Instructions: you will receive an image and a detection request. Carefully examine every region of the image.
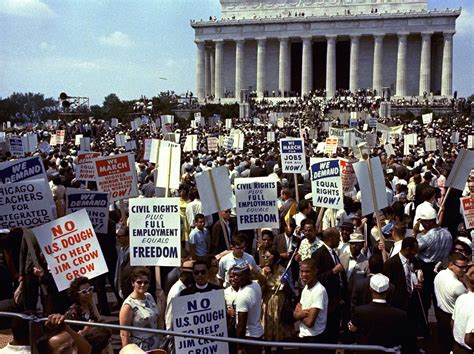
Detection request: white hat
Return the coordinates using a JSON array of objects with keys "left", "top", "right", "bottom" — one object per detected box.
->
[
  {"left": 417, "top": 206, "right": 437, "bottom": 221},
  {"left": 349, "top": 233, "right": 365, "bottom": 243},
  {"left": 370, "top": 273, "right": 390, "bottom": 293}
]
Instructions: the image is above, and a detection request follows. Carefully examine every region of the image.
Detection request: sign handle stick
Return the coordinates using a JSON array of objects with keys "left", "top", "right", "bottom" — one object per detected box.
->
[
  {"left": 294, "top": 174, "right": 300, "bottom": 204},
  {"left": 316, "top": 207, "right": 325, "bottom": 233},
  {"left": 165, "top": 145, "right": 173, "bottom": 198},
  {"left": 366, "top": 158, "right": 386, "bottom": 260},
  {"left": 209, "top": 170, "right": 230, "bottom": 250}
]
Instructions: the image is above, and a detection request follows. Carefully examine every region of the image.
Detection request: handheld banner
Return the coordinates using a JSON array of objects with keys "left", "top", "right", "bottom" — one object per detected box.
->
[
  {"left": 280, "top": 138, "right": 306, "bottom": 173},
  {"left": 324, "top": 137, "right": 338, "bottom": 155},
  {"left": 0, "top": 179, "right": 55, "bottom": 229},
  {"left": 7, "top": 136, "right": 24, "bottom": 157},
  {"left": 422, "top": 113, "right": 433, "bottom": 125},
  {"left": 353, "top": 157, "right": 388, "bottom": 216},
  {"left": 235, "top": 177, "right": 279, "bottom": 230},
  {"left": 156, "top": 142, "right": 181, "bottom": 190},
  {"left": 129, "top": 198, "right": 181, "bottom": 266},
  {"left": 32, "top": 209, "right": 108, "bottom": 292},
  {"left": 445, "top": 149, "right": 474, "bottom": 191},
  {"left": 0, "top": 156, "right": 47, "bottom": 183},
  {"left": 310, "top": 158, "right": 344, "bottom": 209},
  {"left": 66, "top": 189, "right": 109, "bottom": 234},
  {"left": 93, "top": 153, "right": 139, "bottom": 202},
  {"left": 195, "top": 166, "right": 234, "bottom": 215},
  {"left": 340, "top": 159, "right": 356, "bottom": 194},
  {"left": 56, "top": 130, "right": 65, "bottom": 145},
  {"left": 172, "top": 290, "right": 229, "bottom": 354},
  {"left": 76, "top": 152, "right": 101, "bottom": 181},
  {"left": 460, "top": 197, "right": 474, "bottom": 229}
]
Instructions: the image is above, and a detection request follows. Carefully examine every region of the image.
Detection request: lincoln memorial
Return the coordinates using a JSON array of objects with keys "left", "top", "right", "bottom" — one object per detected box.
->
[{"left": 191, "top": 0, "right": 460, "bottom": 102}]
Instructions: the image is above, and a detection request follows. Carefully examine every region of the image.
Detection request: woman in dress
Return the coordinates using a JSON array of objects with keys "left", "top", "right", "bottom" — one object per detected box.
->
[
  {"left": 119, "top": 267, "right": 160, "bottom": 351},
  {"left": 64, "top": 277, "right": 101, "bottom": 333}
]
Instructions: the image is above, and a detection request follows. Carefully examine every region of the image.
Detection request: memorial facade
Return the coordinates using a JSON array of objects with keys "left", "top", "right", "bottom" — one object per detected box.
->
[{"left": 191, "top": 0, "right": 460, "bottom": 101}]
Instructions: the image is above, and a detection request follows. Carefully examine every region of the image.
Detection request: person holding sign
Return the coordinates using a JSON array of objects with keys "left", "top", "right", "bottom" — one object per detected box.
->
[{"left": 119, "top": 267, "right": 160, "bottom": 351}]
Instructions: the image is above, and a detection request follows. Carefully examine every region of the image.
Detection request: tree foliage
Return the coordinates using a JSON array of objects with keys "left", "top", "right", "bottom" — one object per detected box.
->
[{"left": 0, "top": 92, "right": 58, "bottom": 122}]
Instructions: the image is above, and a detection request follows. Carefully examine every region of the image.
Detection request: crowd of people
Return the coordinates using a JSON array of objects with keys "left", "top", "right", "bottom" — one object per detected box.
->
[{"left": 0, "top": 89, "right": 473, "bottom": 354}]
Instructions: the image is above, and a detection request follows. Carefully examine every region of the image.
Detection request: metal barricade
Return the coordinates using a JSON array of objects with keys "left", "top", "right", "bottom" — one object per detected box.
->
[{"left": 0, "top": 311, "right": 401, "bottom": 353}]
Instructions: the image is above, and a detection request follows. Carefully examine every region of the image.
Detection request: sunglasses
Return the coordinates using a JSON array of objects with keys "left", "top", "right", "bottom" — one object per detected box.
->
[
  {"left": 78, "top": 286, "right": 94, "bottom": 295},
  {"left": 135, "top": 280, "right": 150, "bottom": 286},
  {"left": 453, "top": 263, "right": 468, "bottom": 271},
  {"left": 194, "top": 270, "right": 208, "bottom": 276}
]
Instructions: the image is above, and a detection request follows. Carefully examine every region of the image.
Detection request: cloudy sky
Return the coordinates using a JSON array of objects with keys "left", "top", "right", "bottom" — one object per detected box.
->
[{"left": 0, "top": 0, "right": 472, "bottom": 105}]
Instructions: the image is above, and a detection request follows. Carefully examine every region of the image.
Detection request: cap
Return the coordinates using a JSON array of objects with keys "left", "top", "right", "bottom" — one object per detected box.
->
[
  {"left": 348, "top": 213, "right": 361, "bottom": 220},
  {"left": 233, "top": 261, "right": 250, "bottom": 273},
  {"left": 340, "top": 221, "right": 354, "bottom": 230},
  {"left": 349, "top": 233, "right": 365, "bottom": 243},
  {"left": 417, "top": 207, "right": 437, "bottom": 221},
  {"left": 456, "top": 236, "right": 472, "bottom": 249},
  {"left": 370, "top": 273, "right": 390, "bottom": 293}
]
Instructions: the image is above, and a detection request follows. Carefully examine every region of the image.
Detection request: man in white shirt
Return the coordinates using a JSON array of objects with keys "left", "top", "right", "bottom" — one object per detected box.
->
[
  {"left": 234, "top": 262, "right": 264, "bottom": 354},
  {"left": 165, "top": 261, "right": 194, "bottom": 330},
  {"left": 452, "top": 263, "right": 474, "bottom": 353},
  {"left": 294, "top": 258, "right": 328, "bottom": 353},
  {"left": 0, "top": 316, "right": 31, "bottom": 354},
  {"left": 434, "top": 252, "right": 468, "bottom": 354}
]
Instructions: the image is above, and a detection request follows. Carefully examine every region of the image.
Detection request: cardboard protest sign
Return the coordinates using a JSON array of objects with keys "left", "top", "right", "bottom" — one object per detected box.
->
[
  {"left": 451, "top": 131, "right": 460, "bottom": 144},
  {"left": 129, "top": 198, "right": 181, "bottom": 266},
  {"left": 225, "top": 119, "right": 232, "bottom": 130},
  {"left": 324, "top": 137, "right": 338, "bottom": 155},
  {"left": 460, "top": 197, "right": 474, "bottom": 229},
  {"left": 422, "top": 113, "right": 433, "bottom": 125},
  {"left": 184, "top": 135, "right": 198, "bottom": 152},
  {"left": 195, "top": 166, "right": 234, "bottom": 215},
  {"left": 235, "top": 177, "right": 279, "bottom": 230},
  {"left": 172, "top": 290, "right": 229, "bottom": 354},
  {"left": 93, "top": 153, "right": 139, "bottom": 202},
  {"left": 340, "top": 159, "right": 356, "bottom": 194},
  {"left": 111, "top": 118, "right": 118, "bottom": 128},
  {"left": 310, "top": 158, "right": 344, "bottom": 209},
  {"left": 149, "top": 139, "right": 162, "bottom": 164},
  {"left": 445, "top": 149, "right": 474, "bottom": 191},
  {"left": 49, "top": 134, "right": 57, "bottom": 146},
  {"left": 232, "top": 131, "right": 244, "bottom": 150},
  {"left": 116, "top": 134, "right": 127, "bottom": 147},
  {"left": 161, "top": 115, "right": 174, "bottom": 125},
  {"left": 329, "top": 128, "right": 344, "bottom": 145},
  {"left": 78, "top": 137, "right": 90, "bottom": 151},
  {"left": 22, "top": 134, "right": 38, "bottom": 153},
  {"left": 384, "top": 144, "right": 396, "bottom": 157},
  {"left": 7, "top": 136, "right": 24, "bottom": 157},
  {"left": 56, "top": 130, "right": 65, "bottom": 145},
  {"left": 38, "top": 141, "right": 51, "bottom": 154},
  {"left": 156, "top": 142, "right": 181, "bottom": 190},
  {"left": 143, "top": 139, "right": 152, "bottom": 161},
  {"left": 66, "top": 189, "right": 109, "bottom": 234},
  {"left": 353, "top": 157, "right": 388, "bottom": 216},
  {"left": 0, "top": 179, "right": 55, "bottom": 229},
  {"left": 280, "top": 138, "right": 306, "bottom": 173},
  {"left": 0, "top": 156, "right": 47, "bottom": 184},
  {"left": 368, "top": 117, "right": 377, "bottom": 128},
  {"left": 207, "top": 137, "right": 219, "bottom": 152},
  {"left": 75, "top": 135, "right": 83, "bottom": 146},
  {"left": 468, "top": 136, "right": 474, "bottom": 149},
  {"left": 277, "top": 117, "right": 285, "bottom": 128},
  {"left": 76, "top": 152, "right": 101, "bottom": 181},
  {"left": 124, "top": 140, "right": 137, "bottom": 151},
  {"left": 425, "top": 137, "right": 437, "bottom": 152},
  {"left": 32, "top": 209, "right": 108, "bottom": 292}
]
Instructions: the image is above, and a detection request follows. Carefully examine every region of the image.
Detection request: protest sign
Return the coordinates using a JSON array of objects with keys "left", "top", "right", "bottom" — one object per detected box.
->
[
  {"left": 340, "top": 159, "right": 356, "bottom": 194},
  {"left": 7, "top": 136, "right": 24, "bottom": 157},
  {"left": 384, "top": 144, "right": 396, "bottom": 157},
  {"left": 461, "top": 196, "right": 474, "bottom": 230},
  {"left": 184, "top": 135, "right": 198, "bottom": 152},
  {"left": 194, "top": 112, "right": 201, "bottom": 120},
  {"left": 232, "top": 131, "right": 244, "bottom": 150},
  {"left": 0, "top": 179, "right": 55, "bottom": 229},
  {"left": 349, "top": 118, "right": 358, "bottom": 129},
  {"left": 368, "top": 117, "right": 377, "bottom": 128},
  {"left": 149, "top": 139, "right": 162, "bottom": 164},
  {"left": 445, "top": 149, "right": 474, "bottom": 191},
  {"left": 190, "top": 120, "right": 197, "bottom": 129},
  {"left": 111, "top": 118, "right": 118, "bottom": 128},
  {"left": 129, "top": 198, "right": 181, "bottom": 266},
  {"left": 329, "top": 127, "right": 344, "bottom": 145},
  {"left": 353, "top": 157, "right": 388, "bottom": 216},
  {"left": 225, "top": 118, "right": 232, "bottom": 130},
  {"left": 76, "top": 152, "right": 101, "bottom": 181},
  {"left": 79, "top": 137, "right": 91, "bottom": 151},
  {"left": 49, "top": 134, "right": 57, "bottom": 146},
  {"left": 66, "top": 189, "right": 109, "bottom": 234},
  {"left": 38, "top": 141, "right": 51, "bottom": 154},
  {"left": 143, "top": 139, "right": 152, "bottom": 160},
  {"left": 0, "top": 132, "right": 5, "bottom": 143},
  {"left": 75, "top": 134, "right": 83, "bottom": 146},
  {"left": 161, "top": 115, "right": 174, "bottom": 125},
  {"left": 141, "top": 115, "right": 149, "bottom": 125},
  {"left": 124, "top": 140, "right": 137, "bottom": 151},
  {"left": 310, "top": 158, "right": 344, "bottom": 209},
  {"left": 422, "top": 113, "right": 433, "bottom": 125},
  {"left": 460, "top": 197, "right": 474, "bottom": 229},
  {"left": 22, "top": 134, "right": 38, "bottom": 153},
  {"left": 93, "top": 153, "right": 139, "bottom": 202},
  {"left": 0, "top": 156, "right": 47, "bottom": 184},
  {"left": 172, "top": 290, "right": 229, "bottom": 354},
  {"left": 366, "top": 132, "right": 377, "bottom": 149},
  {"left": 266, "top": 131, "right": 275, "bottom": 143},
  {"left": 56, "top": 130, "right": 65, "bottom": 145},
  {"left": 322, "top": 121, "right": 331, "bottom": 132},
  {"left": 253, "top": 117, "right": 261, "bottom": 125},
  {"left": 324, "top": 137, "right": 338, "bottom": 155},
  {"left": 468, "top": 136, "right": 474, "bottom": 149},
  {"left": 451, "top": 131, "right": 460, "bottom": 144},
  {"left": 32, "top": 209, "right": 108, "bottom": 292},
  {"left": 235, "top": 177, "right": 279, "bottom": 230},
  {"left": 156, "top": 142, "right": 181, "bottom": 191},
  {"left": 280, "top": 138, "right": 306, "bottom": 173},
  {"left": 425, "top": 137, "right": 437, "bottom": 152},
  {"left": 315, "top": 142, "right": 326, "bottom": 154},
  {"left": 277, "top": 117, "right": 284, "bottom": 128},
  {"left": 116, "top": 134, "right": 127, "bottom": 147},
  {"left": 207, "top": 137, "right": 219, "bottom": 152},
  {"left": 195, "top": 166, "right": 234, "bottom": 215}
]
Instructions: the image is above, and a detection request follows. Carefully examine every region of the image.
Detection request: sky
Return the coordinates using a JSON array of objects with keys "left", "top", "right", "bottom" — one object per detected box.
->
[{"left": 0, "top": 0, "right": 472, "bottom": 106}]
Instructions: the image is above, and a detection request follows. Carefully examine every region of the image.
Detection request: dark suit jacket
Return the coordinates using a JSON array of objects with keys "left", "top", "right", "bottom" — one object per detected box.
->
[
  {"left": 249, "top": 166, "right": 267, "bottom": 177},
  {"left": 383, "top": 254, "right": 413, "bottom": 310},
  {"left": 339, "top": 253, "right": 369, "bottom": 295},
  {"left": 351, "top": 275, "right": 395, "bottom": 311},
  {"left": 211, "top": 218, "right": 237, "bottom": 254},
  {"left": 312, "top": 245, "right": 348, "bottom": 313},
  {"left": 180, "top": 282, "right": 222, "bottom": 296},
  {"left": 351, "top": 302, "right": 407, "bottom": 348}
]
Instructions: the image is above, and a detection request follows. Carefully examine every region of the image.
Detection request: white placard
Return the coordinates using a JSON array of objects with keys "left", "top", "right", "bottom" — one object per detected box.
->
[
  {"left": 156, "top": 142, "right": 181, "bottom": 190},
  {"left": 235, "top": 177, "right": 279, "bottom": 230},
  {"left": 129, "top": 198, "right": 181, "bottom": 266},
  {"left": 66, "top": 189, "right": 109, "bottom": 234},
  {"left": 184, "top": 135, "right": 198, "bottom": 152},
  {"left": 32, "top": 209, "right": 108, "bottom": 291},
  {"left": 76, "top": 152, "right": 101, "bottom": 181},
  {"left": 267, "top": 131, "right": 275, "bottom": 143},
  {"left": 451, "top": 131, "right": 460, "bottom": 144},
  {"left": 56, "top": 130, "right": 65, "bottom": 145},
  {"left": 468, "top": 136, "right": 474, "bottom": 149},
  {"left": 75, "top": 134, "right": 83, "bottom": 146},
  {"left": 225, "top": 119, "right": 232, "bottom": 130},
  {"left": 195, "top": 166, "right": 234, "bottom": 215},
  {"left": 280, "top": 138, "right": 306, "bottom": 173},
  {"left": 422, "top": 113, "right": 433, "bottom": 125},
  {"left": 310, "top": 158, "right": 344, "bottom": 209},
  {"left": 446, "top": 149, "right": 474, "bottom": 191},
  {"left": 7, "top": 136, "right": 24, "bottom": 157},
  {"left": 207, "top": 137, "right": 219, "bottom": 152},
  {"left": 161, "top": 115, "right": 174, "bottom": 125},
  {"left": 384, "top": 144, "right": 396, "bottom": 157},
  {"left": 425, "top": 137, "right": 437, "bottom": 152},
  {"left": 111, "top": 118, "right": 118, "bottom": 128},
  {"left": 79, "top": 137, "right": 91, "bottom": 151},
  {"left": 143, "top": 139, "right": 153, "bottom": 160},
  {"left": 460, "top": 197, "right": 474, "bottom": 229},
  {"left": 324, "top": 137, "right": 338, "bottom": 155}
]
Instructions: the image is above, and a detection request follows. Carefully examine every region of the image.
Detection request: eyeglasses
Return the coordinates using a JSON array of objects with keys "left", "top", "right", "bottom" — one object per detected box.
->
[
  {"left": 78, "top": 286, "right": 94, "bottom": 295},
  {"left": 262, "top": 255, "right": 273, "bottom": 259},
  {"left": 194, "top": 270, "right": 208, "bottom": 275},
  {"left": 135, "top": 280, "right": 150, "bottom": 286},
  {"left": 453, "top": 263, "right": 468, "bottom": 272}
]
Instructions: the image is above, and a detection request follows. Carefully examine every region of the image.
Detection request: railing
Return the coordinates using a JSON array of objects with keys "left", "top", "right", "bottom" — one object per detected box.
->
[{"left": 0, "top": 311, "right": 401, "bottom": 354}]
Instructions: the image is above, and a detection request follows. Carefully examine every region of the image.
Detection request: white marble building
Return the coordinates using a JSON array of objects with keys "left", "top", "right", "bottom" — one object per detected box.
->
[{"left": 191, "top": 0, "right": 460, "bottom": 102}]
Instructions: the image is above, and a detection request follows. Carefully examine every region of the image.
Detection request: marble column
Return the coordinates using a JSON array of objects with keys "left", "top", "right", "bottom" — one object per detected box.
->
[
  {"left": 326, "top": 35, "right": 337, "bottom": 98},
  {"left": 301, "top": 36, "right": 313, "bottom": 96},
  {"left": 372, "top": 35, "right": 384, "bottom": 96},
  {"left": 210, "top": 50, "right": 215, "bottom": 97},
  {"left": 235, "top": 39, "right": 245, "bottom": 99},
  {"left": 441, "top": 31, "right": 454, "bottom": 96},
  {"left": 349, "top": 35, "right": 360, "bottom": 93},
  {"left": 278, "top": 37, "right": 289, "bottom": 96},
  {"left": 214, "top": 40, "right": 224, "bottom": 100},
  {"left": 419, "top": 32, "right": 432, "bottom": 96},
  {"left": 396, "top": 33, "right": 408, "bottom": 97},
  {"left": 204, "top": 47, "right": 211, "bottom": 97},
  {"left": 256, "top": 38, "right": 266, "bottom": 98},
  {"left": 195, "top": 41, "right": 205, "bottom": 101}
]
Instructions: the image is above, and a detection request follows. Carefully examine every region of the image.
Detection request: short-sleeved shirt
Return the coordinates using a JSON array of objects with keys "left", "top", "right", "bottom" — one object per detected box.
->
[
  {"left": 299, "top": 282, "right": 328, "bottom": 337},
  {"left": 235, "top": 281, "right": 264, "bottom": 338},
  {"left": 218, "top": 252, "right": 260, "bottom": 288},
  {"left": 452, "top": 292, "right": 474, "bottom": 350},
  {"left": 189, "top": 227, "right": 209, "bottom": 257},
  {"left": 417, "top": 227, "right": 452, "bottom": 263},
  {"left": 434, "top": 268, "right": 467, "bottom": 314}
]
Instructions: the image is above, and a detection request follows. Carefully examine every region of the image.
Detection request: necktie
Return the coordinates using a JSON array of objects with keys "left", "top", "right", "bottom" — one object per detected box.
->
[
  {"left": 405, "top": 261, "right": 413, "bottom": 295},
  {"left": 332, "top": 249, "right": 343, "bottom": 286}
]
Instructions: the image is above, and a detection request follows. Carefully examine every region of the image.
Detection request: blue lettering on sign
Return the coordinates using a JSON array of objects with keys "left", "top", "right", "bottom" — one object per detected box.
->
[
  {"left": 0, "top": 157, "right": 45, "bottom": 183},
  {"left": 282, "top": 140, "right": 303, "bottom": 153},
  {"left": 311, "top": 159, "right": 340, "bottom": 180}
]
